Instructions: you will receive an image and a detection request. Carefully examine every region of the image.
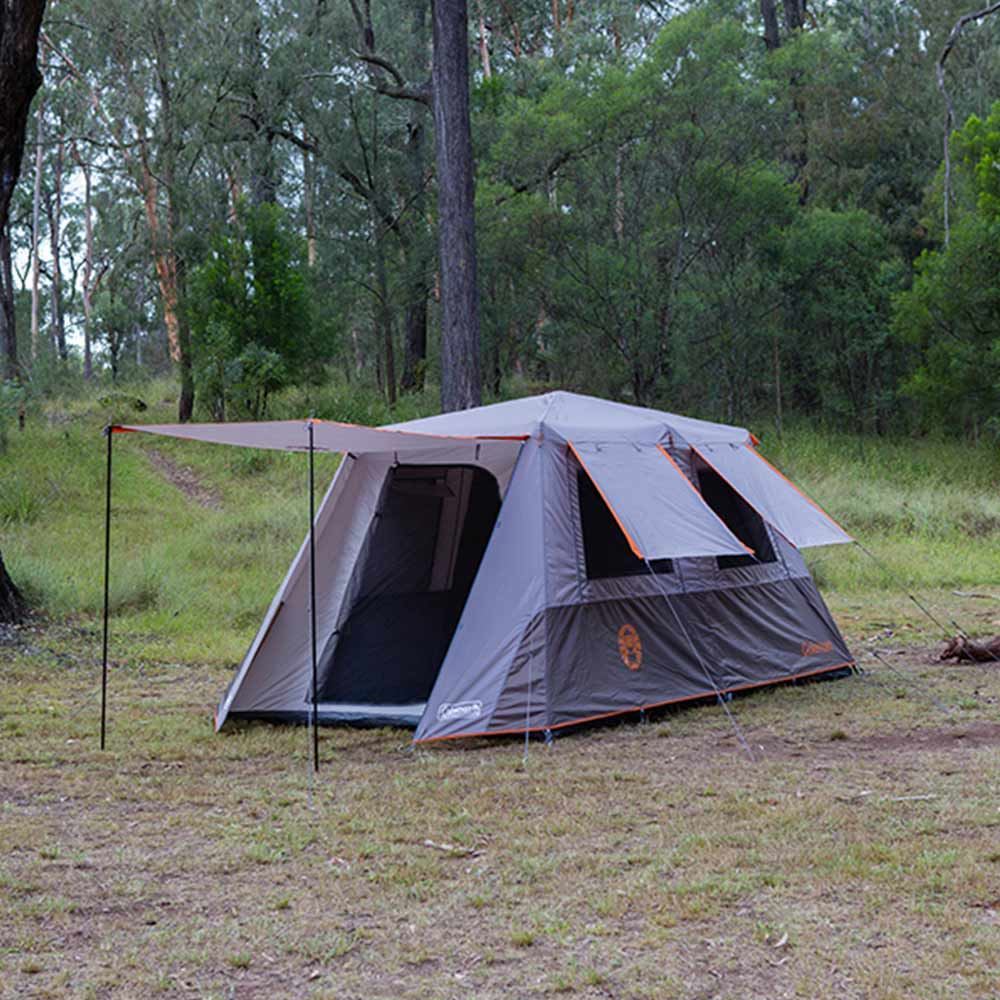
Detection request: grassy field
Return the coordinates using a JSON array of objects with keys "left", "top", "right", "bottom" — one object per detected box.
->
[{"left": 2, "top": 384, "right": 999, "bottom": 997}]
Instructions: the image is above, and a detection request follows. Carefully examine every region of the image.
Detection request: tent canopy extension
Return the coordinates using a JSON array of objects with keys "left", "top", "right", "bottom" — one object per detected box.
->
[{"left": 117, "top": 391, "right": 853, "bottom": 743}]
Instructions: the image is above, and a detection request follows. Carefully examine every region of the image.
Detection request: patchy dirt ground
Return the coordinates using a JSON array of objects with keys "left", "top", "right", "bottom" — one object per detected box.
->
[
  {"left": 1, "top": 622, "right": 999, "bottom": 999},
  {"left": 145, "top": 449, "right": 224, "bottom": 511}
]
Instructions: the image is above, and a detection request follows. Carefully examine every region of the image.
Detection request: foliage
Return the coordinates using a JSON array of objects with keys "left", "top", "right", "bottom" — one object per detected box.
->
[
  {"left": 779, "top": 208, "right": 903, "bottom": 433},
  {"left": 189, "top": 203, "right": 328, "bottom": 419},
  {"left": 5, "top": 0, "right": 999, "bottom": 435},
  {"left": 894, "top": 105, "right": 1000, "bottom": 438}
]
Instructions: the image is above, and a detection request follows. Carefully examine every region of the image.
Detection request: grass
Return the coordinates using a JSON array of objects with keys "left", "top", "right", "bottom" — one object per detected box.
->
[
  {"left": 1, "top": 382, "right": 999, "bottom": 996},
  {"left": 1, "top": 621, "right": 999, "bottom": 998}
]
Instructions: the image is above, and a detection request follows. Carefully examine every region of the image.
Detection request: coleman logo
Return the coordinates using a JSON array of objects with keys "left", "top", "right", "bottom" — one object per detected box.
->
[
  {"left": 801, "top": 639, "right": 834, "bottom": 657},
  {"left": 618, "top": 623, "right": 643, "bottom": 671},
  {"left": 436, "top": 701, "right": 483, "bottom": 722}
]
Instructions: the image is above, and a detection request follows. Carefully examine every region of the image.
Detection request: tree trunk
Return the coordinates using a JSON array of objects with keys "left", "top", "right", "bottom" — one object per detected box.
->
[
  {"left": 302, "top": 137, "right": 317, "bottom": 268},
  {"left": 760, "top": 0, "right": 781, "bottom": 50},
  {"left": 151, "top": 19, "right": 194, "bottom": 421},
  {"left": 0, "top": 549, "right": 25, "bottom": 625},
  {"left": 47, "top": 138, "right": 66, "bottom": 361},
  {"left": 373, "top": 214, "right": 397, "bottom": 406},
  {"left": 79, "top": 153, "right": 94, "bottom": 379},
  {"left": 783, "top": 0, "right": 807, "bottom": 32},
  {"left": 0, "top": 221, "right": 16, "bottom": 379},
  {"left": 432, "top": 0, "right": 482, "bottom": 412},
  {"left": 401, "top": 0, "right": 431, "bottom": 393},
  {"left": 29, "top": 103, "right": 43, "bottom": 362},
  {"left": 477, "top": 0, "right": 491, "bottom": 77},
  {"left": 0, "top": 1, "right": 46, "bottom": 231}
]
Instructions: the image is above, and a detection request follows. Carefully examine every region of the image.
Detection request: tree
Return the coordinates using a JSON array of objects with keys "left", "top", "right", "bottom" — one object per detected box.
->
[
  {"left": 895, "top": 101, "right": 1000, "bottom": 437},
  {"left": 433, "top": 0, "right": 482, "bottom": 411},
  {"left": 188, "top": 202, "right": 325, "bottom": 419},
  {"left": 0, "top": 0, "right": 47, "bottom": 381},
  {"left": 0, "top": 0, "right": 46, "bottom": 613}
]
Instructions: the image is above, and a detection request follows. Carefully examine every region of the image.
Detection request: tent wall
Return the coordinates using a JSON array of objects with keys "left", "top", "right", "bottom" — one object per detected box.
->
[
  {"left": 415, "top": 439, "right": 849, "bottom": 743},
  {"left": 540, "top": 575, "right": 851, "bottom": 729},
  {"left": 416, "top": 440, "right": 550, "bottom": 741},
  {"left": 218, "top": 441, "right": 522, "bottom": 728}
]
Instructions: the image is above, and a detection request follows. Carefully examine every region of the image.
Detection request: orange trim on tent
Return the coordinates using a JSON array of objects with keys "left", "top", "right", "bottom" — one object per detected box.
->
[
  {"left": 654, "top": 444, "right": 755, "bottom": 557},
  {"left": 414, "top": 661, "right": 855, "bottom": 744},
  {"left": 567, "top": 441, "right": 646, "bottom": 560}
]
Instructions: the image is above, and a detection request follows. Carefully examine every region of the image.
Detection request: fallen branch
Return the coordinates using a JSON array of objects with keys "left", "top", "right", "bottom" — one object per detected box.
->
[{"left": 939, "top": 635, "right": 1000, "bottom": 663}]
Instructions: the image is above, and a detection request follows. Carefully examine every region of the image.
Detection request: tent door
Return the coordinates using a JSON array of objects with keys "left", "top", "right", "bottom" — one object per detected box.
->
[{"left": 317, "top": 464, "right": 501, "bottom": 707}]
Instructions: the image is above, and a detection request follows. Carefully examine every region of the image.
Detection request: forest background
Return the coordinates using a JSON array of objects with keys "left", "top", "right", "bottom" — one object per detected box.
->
[{"left": 2, "top": 0, "right": 1000, "bottom": 441}]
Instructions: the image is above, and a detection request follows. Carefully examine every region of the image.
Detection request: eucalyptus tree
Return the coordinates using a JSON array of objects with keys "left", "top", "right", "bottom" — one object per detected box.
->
[{"left": 48, "top": 0, "right": 249, "bottom": 418}]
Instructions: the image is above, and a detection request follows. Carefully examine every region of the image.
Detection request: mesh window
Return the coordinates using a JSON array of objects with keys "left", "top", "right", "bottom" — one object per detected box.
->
[
  {"left": 577, "top": 471, "right": 672, "bottom": 579},
  {"left": 695, "top": 463, "right": 776, "bottom": 569}
]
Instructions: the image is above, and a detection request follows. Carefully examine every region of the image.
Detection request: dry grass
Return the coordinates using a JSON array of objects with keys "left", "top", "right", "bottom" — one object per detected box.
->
[{"left": 2, "top": 619, "right": 999, "bottom": 999}]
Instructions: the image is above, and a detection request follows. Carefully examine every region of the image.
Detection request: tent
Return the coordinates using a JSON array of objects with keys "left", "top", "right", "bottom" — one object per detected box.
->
[{"left": 111, "top": 391, "right": 853, "bottom": 746}]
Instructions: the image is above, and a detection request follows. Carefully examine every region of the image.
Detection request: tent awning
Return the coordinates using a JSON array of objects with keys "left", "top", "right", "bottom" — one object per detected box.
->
[
  {"left": 568, "top": 441, "right": 752, "bottom": 560},
  {"left": 693, "top": 442, "right": 851, "bottom": 548},
  {"left": 113, "top": 418, "right": 528, "bottom": 453}
]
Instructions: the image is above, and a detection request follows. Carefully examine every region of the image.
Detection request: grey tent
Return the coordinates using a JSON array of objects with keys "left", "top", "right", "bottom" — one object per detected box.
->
[{"left": 119, "top": 391, "right": 853, "bottom": 744}]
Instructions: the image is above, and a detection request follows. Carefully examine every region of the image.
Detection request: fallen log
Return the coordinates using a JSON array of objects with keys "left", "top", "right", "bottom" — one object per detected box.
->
[{"left": 939, "top": 635, "right": 1000, "bottom": 663}]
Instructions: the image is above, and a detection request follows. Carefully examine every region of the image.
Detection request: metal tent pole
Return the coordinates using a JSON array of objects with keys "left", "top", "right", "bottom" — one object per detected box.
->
[
  {"left": 100, "top": 425, "right": 113, "bottom": 750},
  {"left": 308, "top": 421, "right": 319, "bottom": 772}
]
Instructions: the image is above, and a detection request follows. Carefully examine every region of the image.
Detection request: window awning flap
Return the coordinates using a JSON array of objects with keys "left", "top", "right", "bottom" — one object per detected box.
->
[
  {"left": 568, "top": 441, "right": 751, "bottom": 560},
  {"left": 693, "top": 442, "right": 851, "bottom": 549},
  {"left": 113, "top": 418, "right": 527, "bottom": 454}
]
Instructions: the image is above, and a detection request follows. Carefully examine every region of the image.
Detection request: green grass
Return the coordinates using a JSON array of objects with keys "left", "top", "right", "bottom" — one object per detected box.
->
[{"left": 761, "top": 423, "right": 1000, "bottom": 598}]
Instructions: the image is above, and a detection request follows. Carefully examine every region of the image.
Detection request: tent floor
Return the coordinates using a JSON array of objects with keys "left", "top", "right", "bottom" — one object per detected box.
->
[
  {"left": 224, "top": 666, "right": 855, "bottom": 735},
  {"left": 228, "top": 702, "right": 426, "bottom": 729}
]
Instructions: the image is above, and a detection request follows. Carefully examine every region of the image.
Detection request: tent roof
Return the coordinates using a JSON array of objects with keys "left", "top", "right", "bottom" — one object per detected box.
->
[
  {"left": 389, "top": 391, "right": 750, "bottom": 445},
  {"left": 113, "top": 417, "right": 527, "bottom": 453},
  {"left": 116, "top": 392, "right": 748, "bottom": 452}
]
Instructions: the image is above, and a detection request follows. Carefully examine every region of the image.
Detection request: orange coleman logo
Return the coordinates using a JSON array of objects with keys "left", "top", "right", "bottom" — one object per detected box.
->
[
  {"left": 801, "top": 639, "right": 833, "bottom": 657},
  {"left": 618, "top": 624, "right": 643, "bottom": 671}
]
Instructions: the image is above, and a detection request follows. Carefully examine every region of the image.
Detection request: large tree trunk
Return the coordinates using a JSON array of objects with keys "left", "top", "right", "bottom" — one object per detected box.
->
[
  {"left": 0, "top": 550, "right": 25, "bottom": 624},
  {"left": 0, "top": 1, "right": 46, "bottom": 231},
  {"left": 0, "top": 0, "right": 46, "bottom": 380},
  {"left": 432, "top": 0, "right": 481, "bottom": 412}
]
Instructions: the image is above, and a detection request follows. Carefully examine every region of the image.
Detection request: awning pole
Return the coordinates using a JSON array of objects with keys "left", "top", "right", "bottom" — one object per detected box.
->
[
  {"left": 308, "top": 420, "right": 319, "bottom": 772},
  {"left": 100, "top": 425, "right": 113, "bottom": 750}
]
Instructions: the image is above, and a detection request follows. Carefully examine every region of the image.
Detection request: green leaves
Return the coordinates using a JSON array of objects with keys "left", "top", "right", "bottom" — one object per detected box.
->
[{"left": 188, "top": 203, "right": 325, "bottom": 420}]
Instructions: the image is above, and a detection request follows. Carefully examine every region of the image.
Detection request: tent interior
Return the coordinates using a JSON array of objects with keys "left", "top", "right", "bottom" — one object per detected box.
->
[{"left": 316, "top": 463, "right": 502, "bottom": 719}]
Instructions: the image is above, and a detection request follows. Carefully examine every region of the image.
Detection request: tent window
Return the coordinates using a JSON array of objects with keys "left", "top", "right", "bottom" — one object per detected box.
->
[
  {"left": 695, "top": 464, "right": 776, "bottom": 569},
  {"left": 577, "top": 471, "right": 672, "bottom": 579}
]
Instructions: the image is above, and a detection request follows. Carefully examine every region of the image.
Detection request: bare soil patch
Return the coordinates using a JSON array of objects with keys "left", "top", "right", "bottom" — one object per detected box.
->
[{"left": 146, "top": 448, "right": 224, "bottom": 510}]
